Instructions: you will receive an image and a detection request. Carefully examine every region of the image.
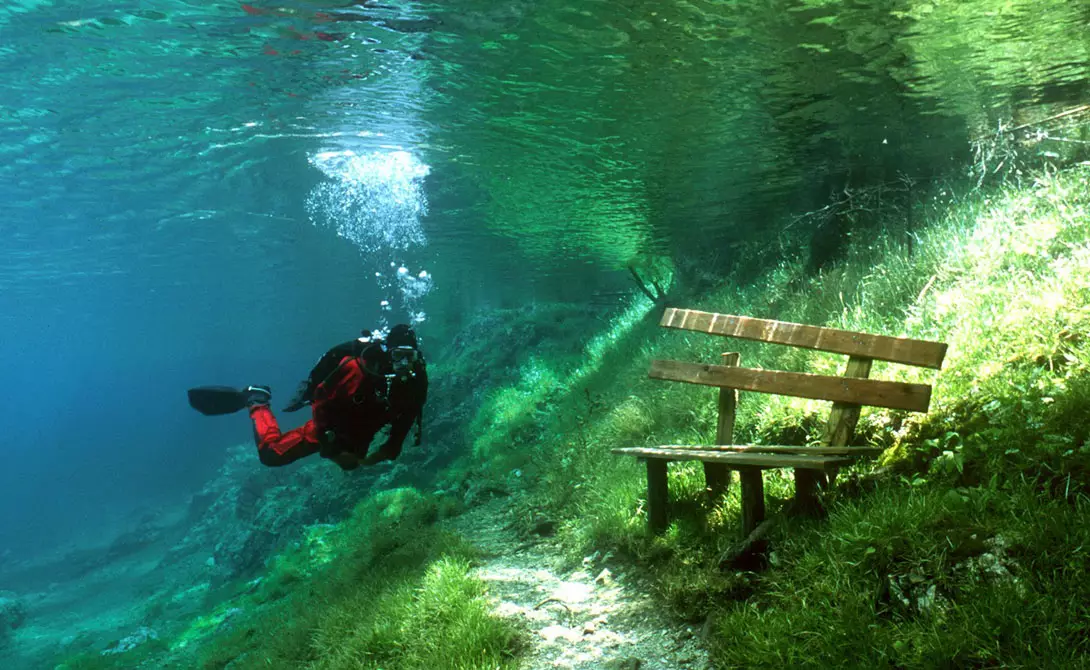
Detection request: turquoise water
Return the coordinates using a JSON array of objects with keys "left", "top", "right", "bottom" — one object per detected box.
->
[{"left": 0, "top": 0, "right": 1088, "bottom": 665}]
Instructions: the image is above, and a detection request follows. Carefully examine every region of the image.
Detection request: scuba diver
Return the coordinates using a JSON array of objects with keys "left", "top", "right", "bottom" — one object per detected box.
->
[{"left": 188, "top": 324, "right": 428, "bottom": 471}]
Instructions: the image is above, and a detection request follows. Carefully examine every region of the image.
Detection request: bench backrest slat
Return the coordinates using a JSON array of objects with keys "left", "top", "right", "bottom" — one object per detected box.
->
[
  {"left": 661, "top": 308, "right": 947, "bottom": 369},
  {"left": 649, "top": 359, "right": 932, "bottom": 412}
]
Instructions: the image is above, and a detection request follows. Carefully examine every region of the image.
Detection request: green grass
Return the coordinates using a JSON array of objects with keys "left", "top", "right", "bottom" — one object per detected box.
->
[
  {"left": 453, "top": 163, "right": 1090, "bottom": 666},
  {"left": 709, "top": 484, "right": 1090, "bottom": 668},
  {"left": 307, "top": 556, "right": 522, "bottom": 670},
  {"left": 53, "top": 162, "right": 1090, "bottom": 670},
  {"left": 188, "top": 488, "right": 523, "bottom": 670},
  {"left": 53, "top": 488, "right": 523, "bottom": 670}
]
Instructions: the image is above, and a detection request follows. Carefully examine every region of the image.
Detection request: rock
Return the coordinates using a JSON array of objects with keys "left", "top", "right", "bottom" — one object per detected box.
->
[
  {"left": 877, "top": 572, "right": 944, "bottom": 618},
  {"left": 216, "top": 607, "right": 244, "bottom": 633},
  {"left": 186, "top": 490, "right": 217, "bottom": 521},
  {"left": 953, "top": 533, "right": 1025, "bottom": 596},
  {"left": 105, "top": 517, "right": 166, "bottom": 562},
  {"left": 594, "top": 568, "right": 614, "bottom": 587},
  {"left": 0, "top": 591, "right": 27, "bottom": 631},
  {"left": 530, "top": 518, "right": 557, "bottom": 537},
  {"left": 539, "top": 625, "right": 581, "bottom": 643},
  {"left": 213, "top": 528, "right": 279, "bottom": 577},
  {"left": 916, "top": 583, "right": 937, "bottom": 611},
  {"left": 604, "top": 657, "right": 642, "bottom": 670},
  {"left": 375, "top": 463, "right": 412, "bottom": 490},
  {"left": 698, "top": 615, "right": 714, "bottom": 641},
  {"left": 464, "top": 481, "right": 509, "bottom": 506},
  {"left": 101, "top": 626, "right": 158, "bottom": 655},
  {"left": 582, "top": 616, "right": 606, "bottom": 635}
]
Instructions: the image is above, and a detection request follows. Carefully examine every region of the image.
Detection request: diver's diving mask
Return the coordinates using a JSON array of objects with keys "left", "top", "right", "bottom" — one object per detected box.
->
[{"left": 389, "top": 345, "right": 419, "bottom": 380}]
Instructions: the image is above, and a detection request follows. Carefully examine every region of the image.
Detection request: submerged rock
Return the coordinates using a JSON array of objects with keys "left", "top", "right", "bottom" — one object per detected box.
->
[
  {"left": 875, "top": 570, "right": 946, "bottom": 619},
  {"left": 0, "top": 591, "right": 27, "bottom": 631},
  {"left": 101, "top": 626, "right": 158, "bottom": 655},
  {"left": 105, "top": 518, "right": 165, "bottom": 562},
  {"left": 530, "top": 518, "right": 557, "bottom": 537},
  {"left": 464, "top": 481, "right": 509, "bottom": 506},
  {"left": 954, "top": 534, "right": 1025, "bottom": 595}
]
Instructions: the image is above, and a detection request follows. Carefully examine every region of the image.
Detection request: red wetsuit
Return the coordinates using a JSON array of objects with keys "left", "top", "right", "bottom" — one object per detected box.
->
[{"left": 249, "top": 354, "right": 415, "bottom": 467}]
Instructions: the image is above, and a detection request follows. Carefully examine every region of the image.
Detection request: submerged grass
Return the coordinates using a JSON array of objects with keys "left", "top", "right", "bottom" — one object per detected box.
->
[
  {"left": 459, "top": 164, "right": 1090, "bottom": 665},
  {"left": 710, "top": 485, "right": 1090, "bottom": 668},
  {"left": 54, "top": 488, "right": 523, "bottom": 670},
  {"left": 54, "top": 164, "right": 1090, "bottom": 669},
  {"left": 192, "top": 488, "right": 523, "bottom": 670}
]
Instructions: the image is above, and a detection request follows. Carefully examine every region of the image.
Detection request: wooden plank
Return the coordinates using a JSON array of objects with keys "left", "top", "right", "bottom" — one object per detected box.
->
[
  {"left": 646, "top": 459, "right": 668, "bottom": 534},
  {"left": 706, "top": 352, "right": 740, "bottom": 501},
  {"left": 612, "top": 447, "right": 850, "bottom": 470},
  {"left": 819, "top": 355, "right": 874, "bottom": 491},
  {"left": 649, "top": 359, "right": 932, "bottom": 412},
  {"left": 740, "top": 468, "right": 765, "bottom": 535},
  {"left": 647, "top": 445, "right": 884, "bottom": 456},
  {"left": 660, "top": 308, "right": 948, "bottom": 369}
]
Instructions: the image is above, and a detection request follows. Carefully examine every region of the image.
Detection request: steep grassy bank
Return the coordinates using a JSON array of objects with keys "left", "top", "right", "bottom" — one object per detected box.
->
[
  {"left": 53, "top": 488, "right": 523, "bottom": 670},
  {"left": 455, "top": 164, "right": 1090, "bottom": 667},
  {"left": 41, "top": 305, "right": 623, "bottom": 669}
]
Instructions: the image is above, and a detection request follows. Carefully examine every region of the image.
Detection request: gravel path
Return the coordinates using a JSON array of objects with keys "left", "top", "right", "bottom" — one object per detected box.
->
[{"left": 448, "top": 497, "right": 711, "bottom": 670}]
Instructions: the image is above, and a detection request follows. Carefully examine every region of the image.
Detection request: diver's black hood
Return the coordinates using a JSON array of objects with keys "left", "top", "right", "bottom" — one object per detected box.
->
[{"left": 387, "top": 324, "right": 417, "bottom": 348}]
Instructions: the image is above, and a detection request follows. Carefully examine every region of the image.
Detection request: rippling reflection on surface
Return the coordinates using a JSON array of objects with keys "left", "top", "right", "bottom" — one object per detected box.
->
[{"left": 0, "top": 0, "right": 1087, "bottom": 300}]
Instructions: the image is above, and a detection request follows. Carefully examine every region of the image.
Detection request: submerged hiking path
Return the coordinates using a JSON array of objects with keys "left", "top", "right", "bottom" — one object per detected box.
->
[{"left": 448, "top": 497, "right": 710, "bottom": 670}]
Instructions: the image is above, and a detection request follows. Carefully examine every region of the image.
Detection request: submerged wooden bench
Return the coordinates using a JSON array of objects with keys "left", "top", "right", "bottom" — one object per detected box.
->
[{"left": 613, "top": 308, "right": 948, "bottom": 536}]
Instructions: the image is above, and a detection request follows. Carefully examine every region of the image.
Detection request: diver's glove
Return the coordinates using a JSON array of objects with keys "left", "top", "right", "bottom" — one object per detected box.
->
[{"left": 283, "top": 380, "right": 310, "bottom": 412}]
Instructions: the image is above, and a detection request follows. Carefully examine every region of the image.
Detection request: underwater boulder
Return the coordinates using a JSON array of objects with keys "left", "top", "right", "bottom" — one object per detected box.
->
[{"left": 0, "top": 590, "right": 27, "bottom": 631}]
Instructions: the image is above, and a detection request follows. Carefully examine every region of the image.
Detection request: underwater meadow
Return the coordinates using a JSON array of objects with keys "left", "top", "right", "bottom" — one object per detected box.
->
[{"left": 2, "top": 0, "right": 1090, "bottom": 669}]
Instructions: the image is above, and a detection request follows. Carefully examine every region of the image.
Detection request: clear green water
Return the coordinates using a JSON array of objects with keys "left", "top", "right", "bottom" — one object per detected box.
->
[
  {"left": 3, "top": 0, "right": 1087, "bottom": 294},
  {"left": 1, "top": 0, "right": 1087, "bottom": 564},
  {"left": 0, "top": 1, "right": 1088, "bottom": 667},
  {"left": 0, "top": 0, "right": 1086, "bottom": 595}
]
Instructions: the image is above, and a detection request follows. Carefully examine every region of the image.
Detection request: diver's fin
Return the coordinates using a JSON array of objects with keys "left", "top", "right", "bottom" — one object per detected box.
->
[{"left": 187, "top": 386, "right": 248, "bottom": 416}]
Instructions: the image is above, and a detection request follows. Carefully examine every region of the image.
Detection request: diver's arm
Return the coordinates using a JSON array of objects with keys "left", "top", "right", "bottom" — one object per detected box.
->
[
  {"left": 416, "top": 357, "right": 429, "bottom": 407},
  {"left": 363, "top": 409, "right": 417, "bottom": 465}
]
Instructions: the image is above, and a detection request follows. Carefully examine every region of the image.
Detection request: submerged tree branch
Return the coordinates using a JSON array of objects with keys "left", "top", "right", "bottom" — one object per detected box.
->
[{"left": 628, "top": 265, "right": 667, "bottom": 304}]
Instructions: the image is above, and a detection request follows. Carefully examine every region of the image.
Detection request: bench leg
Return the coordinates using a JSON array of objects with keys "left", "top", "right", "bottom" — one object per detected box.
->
[
  {"left": 703, "top": 463, "right": 730, "bottom": 501},
  {"left": 646, "top": 459, "right": 669, "bottom": 534},
  {"left": 739, "top": 467, "right": 765, "bottom": 535},
  {"left": 794, "top": 469, "right": 824, "bottom": 517}
]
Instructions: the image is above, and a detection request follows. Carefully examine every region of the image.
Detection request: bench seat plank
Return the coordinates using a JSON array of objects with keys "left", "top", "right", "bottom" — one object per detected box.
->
[
  {"left": 661, "top": 308, "right": 947, "bottom": 369},
  {"left": 612, "top": 447, "right": 850, "bottom": 470},
  {"left": 652, "top": 444, "right": 885, "bottom": 456},
  {"left": 649, "top": 359, "right": 932, "bottom": 412}
]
